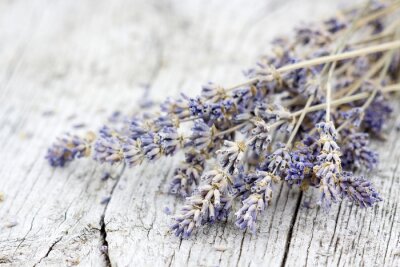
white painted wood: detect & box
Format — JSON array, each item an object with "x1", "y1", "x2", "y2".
[{"x1": 0, "y1": 0, "x2": 398, "y2": 266}]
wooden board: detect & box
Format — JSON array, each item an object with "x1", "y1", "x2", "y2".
[{"x1": 0, "y1": 0, "x2": 399, "y2": 266}]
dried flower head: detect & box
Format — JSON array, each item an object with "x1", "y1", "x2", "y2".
[
  {"x1": 235, "y1": 171, "x2": 279, "y2": 233},
  {"x1": 171, "y1": 169, "x2": 233, "y2": 238},
  {"x1": 46, "y1": 132, "x2": 95, "y2": 167},
  {"x1": 217, "y1": 140, "x2": 246, "y2": 174}
]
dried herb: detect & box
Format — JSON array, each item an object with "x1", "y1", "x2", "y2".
[{"x1": 46, "y1": 2, "x2": 400, "y2": 238}]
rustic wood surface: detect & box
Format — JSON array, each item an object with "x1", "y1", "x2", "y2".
[{"x1": 0, "y1": 0, "x2": 399, "y2": 266}]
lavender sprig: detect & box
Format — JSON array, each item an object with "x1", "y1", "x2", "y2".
[
  {"x1": 235, "y1": 171, "x2": 279, "y2": 233},
  {"x1": 46, "y1": 132, "x2": 95, "y2": 167},
  {"x1": 45, "y1": 2, "x2": 400, "y2": 238},
  {"x1": 171, "y1": 169, "x2": 234, "y2": 238}
]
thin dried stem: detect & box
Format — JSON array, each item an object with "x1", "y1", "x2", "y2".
[
  {"x1": 342, "y1": 56, "x2": 387, "y2": 97},
  {"x1": 325, "y1": 61, "x2": 336, "y2": 122},
  {"x1": 336, "y1": 55, "x2": 397, "y2": 133},
  {"x1": 286, "y1": 95, "x2": 314, "y2": 148},
  {"x1": 215, "y1": 123, "x2": 247, "y2": 137},
  {"x1": 215, "y1": 120, "x2": 285, "y2": 137},
  {"x1": 278, "y1": 40, "x2": 400, "y2": 73},
  {"x1": 226, "y1": 79, "x2": 258, "y2": 91},
  {"x1": 355, "y1": 1, "x2": 400, "y2": 28},
  {"x1": 226, "y1": 40, "x2": 400, "y2": 93},
  {"x1": 291, "y1": 84, "x2": 400, "y2": 117}
]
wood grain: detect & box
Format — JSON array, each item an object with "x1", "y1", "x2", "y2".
[{"x1": 0, "y1": 0, "x2": 398, "y2": 266}]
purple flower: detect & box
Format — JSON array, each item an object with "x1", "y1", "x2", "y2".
[
  {"x1": 255, "y1": 103, "x2": 291, "y2": 122},
  {"x1": 161, "y1": 94, "x2": 191, "y2": 119},
  {"x1": 130, "y1": 118, "x2": 153, "y2": 139},
  {"x1": 169, "y1": 151, "x2": 205, "y2": 197},
  {"x1": 99, "y1": 125, "x2": 119, "y2": 138},
  {"x1": 307, "y1": 109, "x2": 326, "y2": 125},
  {"x1": 154, "y1": 116, "x2": 175, "y2": 129},
  {"x1": 245, "y1": 119, "x2": 271, "y2": 155},
  {"x1": 201, "y1": 82, "x2": 226, "y2": 102},
  {"x1": 295, "y1": 26, "x2": 330, "y2": 46},
  {"x1": 363, "y1": 94, "x2": 392, "y2": 135},
  {"x1": 188, "y1": 98, "x2": 231, "y2": 124},
  {"x1": 341, "y1": 132, "x2": 378, "y2": 170},
  {"x1": 264, "y1": 143, "x2": 291, "y2": 175},
  {"x1": 339, "y1": 107, "x2": 363, "y2": 128},
  {"x1": 122, "y1": 139, "x2": 144, "y2": 167},
  {"x1": 313, "y1": 122, "x2": 342, "y2": 210},
  {"x1": 217, "y1": 140, "x2": 246, "y2": 174},
  {"x1": 235, "y1": 171, "x2": 278, "y2": 233},
  {"x1": 140, "y1": 132, "x2": 163, "y2": 161},
  {"x1": 324, "y1": 18, "x2": 346, "y2": 33},
  {"x1": 46, "y1": 132, "x2": 94, "y2": 167},
  {"x1": 286, "y1": 146, "x2": 314, "y2": 185},
  {"x1": 93, "y1": 136, "x2": 124, "y2": 164},
  {"x1": 187, "y1": 121, "x2": 215, "y2": 151},
  {"x1": 171, "y1": 169, "x2": 234, "y2": 238},
  {"x1": 281, "y1": 63, "x2": 316, "y2": 97},
  {"x1": 159, "y1": 127, "x2": 182, "y2": 156},
  {"x1": 188, "y1": 97, "x2": 206, "y2": 118},
  {"x1": 316, "y1": 121, "x2": 338, "y2": 139},
  {"x1": 45, "y1": 4, "x2": 392, "y2": 239},
  {"x1": 232, "y1": 87, "x2": 255, "y2": 111},
  {"x1": 338, "y1": 172, "x2": 382, "y2": 207}
]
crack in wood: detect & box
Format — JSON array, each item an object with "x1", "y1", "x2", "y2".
[
  {"x1": 11, "y1": 208, "x2": 41, "y2": 259},
  {"x1": 235, "y1": 232, "x2": 246, "y2": 267},
  {"x1": 304, "y1": 215, "x2": 316, "y2": 267},
  {"x1": 168, "y1": 251, "x2": 175, "y2": 267},
  {"x1": 33, "y1": 236, "x2": 63, "y2": 267},
  {"x1": 100, "y1": 164, "x2": 126, "y2": 267},
  {"x1": 280, "y1": 191, "x2": 303, "y2": 267}
]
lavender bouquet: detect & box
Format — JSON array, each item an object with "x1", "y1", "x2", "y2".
[{"x1": 46, "y1": 2, "x2": 400, "y2": 238}]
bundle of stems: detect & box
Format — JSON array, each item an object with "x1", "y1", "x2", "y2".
[{"x1": 46, "y1": 1, "x2": 400, "y2": 238}]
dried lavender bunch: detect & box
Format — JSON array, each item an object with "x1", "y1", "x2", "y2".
[{"x1": 46, "y1": 2, "x2": 400, "y2": 238}]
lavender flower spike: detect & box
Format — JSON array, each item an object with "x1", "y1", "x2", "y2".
[
  {"x1": 123, "y1": 139, "x2": 144, "y2": 167},
  {"x1": 169, "y1": 151, "x2": 205, "y2": 197},
  {"x1": 338, "y1": 172, "x2": 382, "y2": 207},
  {"x1": 159, "y1": 127, "x2": 183, "y2": 156},
  {"x1": 140, "y1": 132, "x2": 163, "y2": 161},
  {"x1": 217, "y1": 140, "x2": 246, "y2": 174},
  {"x1": 188, "y1": 121, "x2": 215, "y2": 151},
  {"x1": 246, "y1": 119, "x2": 272, "y2": 155},
  {"x1": 235, "y1": 171, "x2": 278, "y2": 233},
  {"x1": 265, "y1": 143, "x2": 291, "y2": 176},
  {"x1": 201, "y1": 82, "x2": 227, "y2": 102},
  {"x1": 341, "y1": 132, "x2": 378, "y2": 170},
  {"x1": 93, "y1": 136, "x2": 124, "y2": 164},
  {"x1": 171, "y1": 169, "x2": 233, "y2": 238},
  {"x1": 46, "y1": 132, "x2": 95, "y2": 167},
  {"x1": 313, "y1": 122, "x2": 342, "y2": 210}
]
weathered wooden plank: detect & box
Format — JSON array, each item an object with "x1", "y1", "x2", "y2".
[
  {"x1": 0, "y1": 0, "x2": 154, "y2": 265},
  {"x1": 0, "y1": 0, "x2": 123, "y2": 265},
  {"x1": 2, "y1": 0, "x2": 399, "y2": 267}
]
